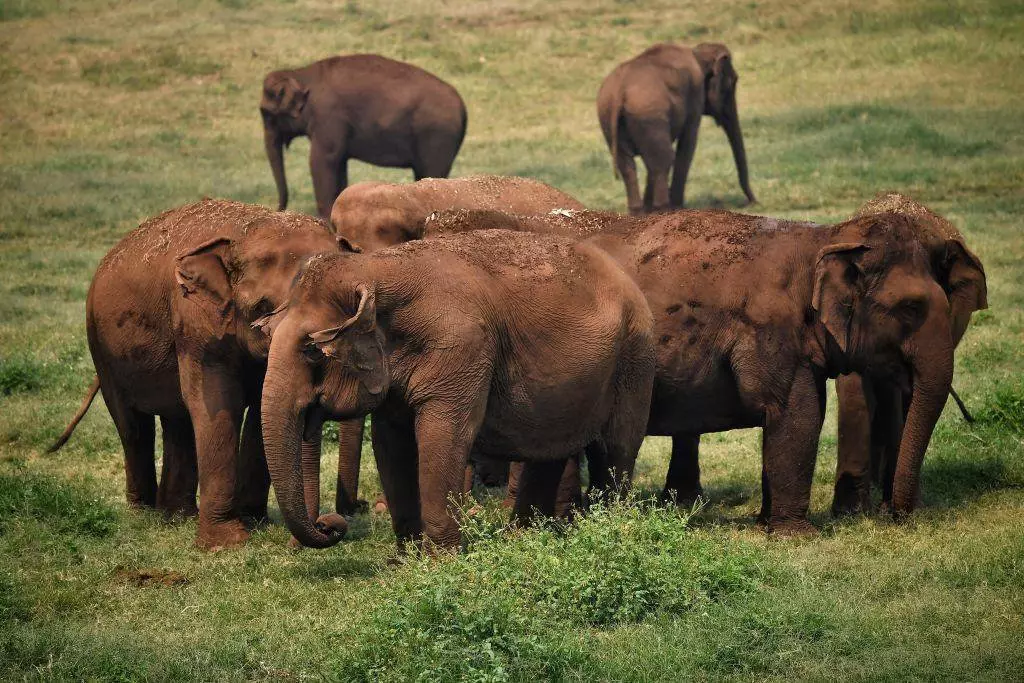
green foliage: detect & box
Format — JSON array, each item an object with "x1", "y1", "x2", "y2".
[
  {"x1": 0, "y1": 472, "x2": 117, "y2": 537},
  {"x1": 979, "y1": 383, "x2": 1024, "y2": 434},
  {"x1": 0, "y1": 355, "x2": 48, "y2": 396}
]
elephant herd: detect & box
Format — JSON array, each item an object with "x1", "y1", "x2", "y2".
[{"x1": 50, "y1": 47, "x2": 987, "y2": 554}]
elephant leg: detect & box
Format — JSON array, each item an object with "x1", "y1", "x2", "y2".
[
  {"x1": 335, "y1": 417, "x2": 366, "y2": 515},
  {"x1": 630, "y1": 119, "x2": 674, "y2": 212},
  {"x1": 552, "y1": 454, "x2": 582, "y2": 519},
  {"x1": 102, "y1": 387, "x2": 157, "y2": 509},
  {"x1": 503, "y1": 461, "x2": 522, "y2": 509},
  {"x1": 179, "y1": 359, "x2": 249, "y2": 550},
  {"x1": 413, "y1": 136, "x2": 458, "y2": 180},
  {"x1": 512, "y1": 458, "x2": 570, "y2": 526},
  {"x1": 236, "y1": 404, "x2": 271, "y2": 525},
  {"x1": 414, "y1": 406, "x2": 484, "y2": 549},
  {"x1": 669, "y1": 115, "x2": 701, "y2": 208},
  {"x1": 157, "y1": 415, "x2": 198, "y2": 518},
  {"x1": 875, "y1": 385, "x2": 906, "y2": 512},
  {"x1": 761, "y1": 366, "x2": 825, "y2": 535},
  {"x1": 584, "y1": 441, "x2": 612, "y2": 504},
  {"x1": 662, "y1": 432, "x2": 703, "y2": 506},
  {"x1": 310, "y1": 141, "x2": 347, "y2": 219},
  {"x1": 371, "y1": 411, "x2": 422, "y2": 549},
  {"x1": 833, "y1": 374, "x2": 876, "y2": 516},
  {"x1": 615, "y1": 150, "x2": 643, "y2": 215}
]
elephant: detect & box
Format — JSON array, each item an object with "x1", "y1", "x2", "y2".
[
  {"x1": 330, "y1": 175, "x2": 585, "y2": 251},
  {"x1": 831, "y1": 193, "x2": 987, "y2": 515},
  {"x1": 260, "y1": 54, "x2": 467, "y2": 219},
  {"x1": 597, "y1": 43, "x2": 755, "y2": 214},
  {"x1": 257, "y1": 229, "x2": 656, "y2": 549},
  {"x1": 49, "y1": 199, "x2": 344, "y2": 549},
  {"x1": 423, "y1": 207, "x2": 955, "y2": 532},
  {"x1": 325, "y1": 174, "x2": 585, "y2": 514}
]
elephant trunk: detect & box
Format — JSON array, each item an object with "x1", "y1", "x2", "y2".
[
  {"x1": 890, "y1": 303, "x2": 954, "y2": 516},
  {"x1": 264, "y1": 126, "x2": 288, "y2": 211},
  {"x1": 261, "y1": 349, "x2": 340, "y2": 549},
  {"x1": 721, "y1": 97, "x2": 756, "y2": 205},
  {"x1": 301, "y1": 410, "x2": 323, "y2": 523}
]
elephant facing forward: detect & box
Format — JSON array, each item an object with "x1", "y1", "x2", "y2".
[
  {"x1": 597, "y1": 43, "x2": 755, "y2": 214},
  {"x1": 50, "y1": 199, "x2": 344, "y2": 549},
  {"x1": 257, "y1": 230, "x2": 656, "y2": 550},
  {"x1": 261, "y1": 54, "x2": 467, "y2": 219}
]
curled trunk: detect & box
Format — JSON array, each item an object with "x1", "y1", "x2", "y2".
[
  {"x1": 721, "y1": 98, "x2": 755, "y2": 205},
  {"x1": 890, "y1": 309, "x2": 954, "y2": 515},
  {"x1": 261, "y1": 355, "x2": 340, "y2": 548},
  {"x1": 264, "y1": 126, "x2": 288, "y2": 211}
]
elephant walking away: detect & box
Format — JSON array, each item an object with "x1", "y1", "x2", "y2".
[
  {"x1": 325, "y1": 174, "x2": 585, "y2": 514},
  {"x1": 426, "y1": 207, "x2": 956, "y2": 532},
  {"x1": 49, "y1": 199, "x2": 344, "y2": 549},
  {"x1": 597, "y1": 43, "x2": 755, "y2": 214},
  {"x1": 261, "y1": 54, "x2": 467, "y2": 219},
  {"x1": 257, "y1": 230, "x2": 656, "y2": 550}
]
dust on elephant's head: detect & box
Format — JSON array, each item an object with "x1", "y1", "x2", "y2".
[
  {"x1": 812, "y1": 213, "x2": 954, "y2": 392},
  {"x1": 173, "y1": 218, "x2": 349, "y2": 359}
]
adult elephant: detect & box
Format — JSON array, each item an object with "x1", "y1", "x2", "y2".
[
  {"x1": 597, "y1": 43, "x2": 755, "y2": 214},
  {"x1": 257, "y1": 230, "x2": 655, "y2": 549},
  {"x1": 325, "y1": 174, "x2": 585, "y2": 514},
  {"x1": 260, "y1": 54, "x2": 467, "y2": 219},
  {"x1": 831, "y1": 193, "x2": 987, "y2": 515},
  {"x1": 49, "y1": 199, "x2": 345, "y2": 549},
  {"x1": 425, "y1": 208, "x2": 955, "y2": 531}
]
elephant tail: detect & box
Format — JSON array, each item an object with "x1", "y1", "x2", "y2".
[
  {"x1": 47, "y1": 376, "x2": 100, "y2": 453},
  {"x1": 608, "y1": 93, "x2": 623, "y2": 180}
]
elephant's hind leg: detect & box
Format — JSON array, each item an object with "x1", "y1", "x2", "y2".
[
  {"x1": 157, "y1": 415, "x2": 198, "y2": 518},
  {"x1": 629, "y1": 118, "x2": 674, "y2": 212},
  {"x1": 662, "y1": 432, "x2": 703, "y2": 506},
  {"x1": 103, "y1": 389, "x2": 157, "y2": 509}
]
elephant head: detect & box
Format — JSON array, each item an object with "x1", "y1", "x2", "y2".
[
  {"x1": 693, "y1": 43, "x2": 756, "y2": 204},
  {"x1": 260, "y1": 72, "x2": 311, "y2": 211},
  {"x1": 260, "y1": 255, "x2": 390, "y2": 547},
  {"x1": 329, "y1": 182, "x2": 429, "y2": 253},
  {"x1": 854, "y1": 192, "x2": 988, "y2": 348},
  {"x1": 173, "y1": 216, "x2": 341, "y2": 359},
  {"x1": 813, "y1": 213, "x2": 955, "y2": 514}
]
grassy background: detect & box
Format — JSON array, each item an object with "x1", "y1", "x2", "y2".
[{"x1": 1, "y1": 0, "x2": 1022, "y2": 679}]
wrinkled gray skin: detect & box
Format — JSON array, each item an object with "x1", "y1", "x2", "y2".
[
  {"x1": 261, "y1": 54, "x2": 467, "y2": 219},
  {"x1": 259, "y1": 230, "x2": 656, "y2": 549},
  {"x1": 597, "y1": 43, "x2": 755, "y2": 214}
]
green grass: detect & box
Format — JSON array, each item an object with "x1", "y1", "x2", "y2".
[{"x1": 1, "y1": 0, "x2": 1022, "y2": 679}]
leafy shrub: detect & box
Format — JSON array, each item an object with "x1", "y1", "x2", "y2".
[
  {"x1": 978, "y1": 384, "x2": 1024, "y2": 435},
  {"x1": 339, "y1": 498, "x2": 774, "y2": 681},
  {"x1": 0, "y1": 472, "x2": 116, "y2": 538}
]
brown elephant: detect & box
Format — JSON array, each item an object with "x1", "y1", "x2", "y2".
[
  {"x1": 597, "y1": 43, "x2": 755, "y2": 214},
  {"x1": 831, "y1": 193, "x2": 987, "y2": 515},
  {"x1": 325, "y1": 175, "x2": 585, "y2": 515},
  {"x1": 257, "y1": 230, "x2": 656, "y2": 549},
  {"x1": 49, "y1": 199, "x2": 344, "y2": 549},
  {"x1": 425, "y1": 208, "x2": 954, "y2": 532},
  {"x1": 261, "y1": 54, "x2": 467, "y2": 219}
]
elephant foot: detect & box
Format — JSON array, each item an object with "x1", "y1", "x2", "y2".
[
  {"x1": 372, "y1": 495, "x2": 388, "y2": 515},
  {"x1": 831, "y1": 495, "x2": 870, "y2": 518},
  {"x1": 195, "y1": 519, "x2": 250, "y2": 551},
  {"x1": 337, "y1": 499, "x2": 370, "y2": 516},
  {"x1": 126, "y1": 496, "x2": 157, "y2": 511},
  {"x1": 765, "y1": 517, "x2": 818, "y2": 537}
]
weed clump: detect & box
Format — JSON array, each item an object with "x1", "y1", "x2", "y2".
[
  {"x1": 340, "y1": 498, "x2": 775, "y2": 681},
  {"x1": 0, "y1": 356, "x2": 49, "y2": 396},
  {"x1": 978, "y1": 384, "x2": 1024, "y2": 434}
]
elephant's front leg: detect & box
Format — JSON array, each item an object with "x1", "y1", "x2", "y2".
[
  {"x1": 760, "y1": 365, "x2": 825, "y2": 535},
  {"x1": 179, "y1": 357, "x2": 249, "y2": 550},
  {"x1": 833, "y1": 373, "x2": 876, "y2": 516},
  {"x1": 371, "y1": 411, "x2": 422, "y2": 551},
  {"x1": 335, "y1": 417, "x2": 366, "y2": 515},
  {"x1": 309, "y1": 139, "x2": 347, "y2": 219},
  {"x1": 414, "y1": 405, "x2": 483, "y2": 550}
]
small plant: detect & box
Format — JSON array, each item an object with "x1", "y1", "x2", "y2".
[
  {"x1": 0, "y1": 355, "x2": 47, "y2": 396},
  {"x1": 978, "y1": 384, "x2": 1024, "y2": 435}
]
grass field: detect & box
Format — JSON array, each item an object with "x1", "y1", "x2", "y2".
[{"x1": 1, "y1": 0, "x2": 1023, "y2": 679}]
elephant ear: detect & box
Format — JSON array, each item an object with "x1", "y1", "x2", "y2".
[
  {"x1": 308, "y1": 285, "x2": 388, "y2": 396},
  {"x1": 811, "y1": 242, "x2": 871, "y2": 354},
  {"x1": 175, "y1": 237, "x2": 236, "y2": 337},
  {"x1": 942, "y1": 240, "x2": 988, "y2": 312},
  {"x1": 264, "y1": 74, "x2": 309, "y2": 118}
]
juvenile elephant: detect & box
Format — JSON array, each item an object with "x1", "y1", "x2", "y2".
[
  {"x1": 831, "y1": 193, "x2": 987, "y2": 515},
  {"x1": 261, "y1": 54, "x2": 467, "y2": 219},
  {"x1": 257, "y1": 230, "x2": 656, "y2": 549},
  {"x1": 50, "y1": 199, "x2": 343, "y2": 549},
  {"x1": 326, "y1": 174, "x2": 585, "y2": 514},
  {"x1": 597, "y1": 43, "x2": 755, "y2": 214},
  {"x1": 427, "y1": 208, "x2": 954, "y2": 532}
]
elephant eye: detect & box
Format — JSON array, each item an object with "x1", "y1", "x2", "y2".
[
  {"x1": 894, "y1": 298, "x2": 927, "y2": 325},
  {"x1": 302, "y1": 340, "x2": 326, "y2": 364},
  {"x1": 252, "y1": 298, "x2": 274, "y2": 318}
]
